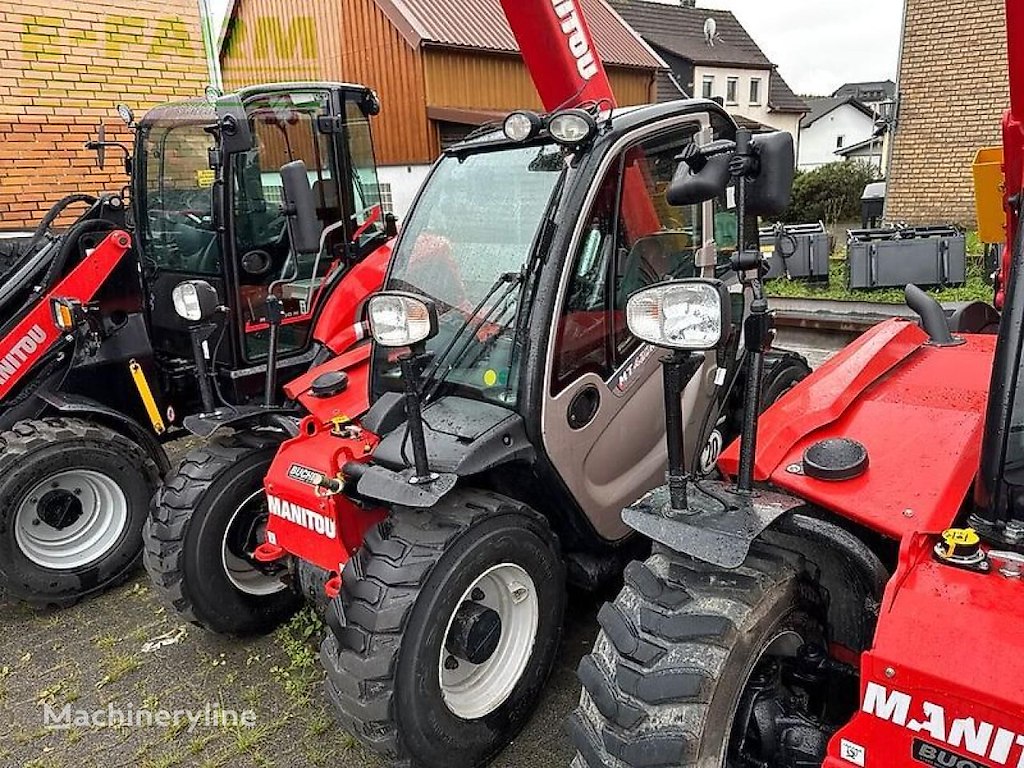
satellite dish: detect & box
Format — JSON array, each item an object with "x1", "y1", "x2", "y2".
[{"x1": 704, "y1": 17, "x2": 718, "y2": 46}]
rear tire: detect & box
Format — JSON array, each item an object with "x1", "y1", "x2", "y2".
[
  {"x1": 569, "y1": 539, "x2": 824, "y2": 768},
  {"x1": 321, "y1": 489, "x2": 566, "y2": 768},
  {"x1": 0, "y1": 418, "x2": 159, "y2": 606},
  {"x1": 143, "y1": 431, "x2": 301, "y2": 635}
]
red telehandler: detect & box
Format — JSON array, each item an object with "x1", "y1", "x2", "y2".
[
  {"x1": 571, "y1": 3, "x2": 1024, "y2": 767},
  {"x1": 146, "y1": 2, "x2": 809, "y2": 766},
  {"x1": 0, "y1": 82, "x2": 392, "y2": 605}
]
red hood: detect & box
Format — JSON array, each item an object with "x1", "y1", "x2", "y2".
[{"x1": 720, "y1": 319, "x2": 996, "y2": 539}]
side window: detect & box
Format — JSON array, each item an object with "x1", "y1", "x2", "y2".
[{"x1": 553, "y1": 123, "x2": 705, "y2": 394}]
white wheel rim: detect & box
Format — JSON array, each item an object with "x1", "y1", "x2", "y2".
[
  {"x1": 221, "y1": 490, "x2": 288, "y2": 596},
  {"x1": 14, "y1": 469, "x2": 129, "y2": 570},
  {"x1": 439, "y1": 563, "x2": 539, "y2": 720}
]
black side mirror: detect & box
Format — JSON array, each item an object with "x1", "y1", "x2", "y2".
[
  {"x1": 746, "y1": 132, "x2": 795, "y2": 217},
  {"x1": 667, "y1": 140, "x2": 734, "y2": 206},
  {"x1": 280, "y1": 160, "x2": 323, "y2": 255},
  {"x1": 214, "y1": 95, "x2": 254, "y2": 155}
]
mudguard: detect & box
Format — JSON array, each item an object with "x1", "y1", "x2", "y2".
[
  {"x1": 720, "y1": 318, "x2": 996, "y2": 538},
  {"x1": 36, "y1": 390, "x2": 170, "y2": 474}
]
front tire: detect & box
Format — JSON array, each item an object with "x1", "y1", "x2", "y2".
[
  {"x1": 570, "y1": 539, "x2": 826, "y2": 768},
  {"x1": 143, "y1": 431, "x2": 301, "y2": 635},
  {"x1": 0, "y1": 418, "x2": 159, "y2": 606},
  {"x1": 321, "y1": 489, "x2": 566, "y2": 768}
]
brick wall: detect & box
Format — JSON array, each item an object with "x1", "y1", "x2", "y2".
[
  {"x1": 0, "y1": 2, "x2": 209, "y2": 229},
  {"x1": 886, "y1": 0, "x2": 1008, "y2": 226}
]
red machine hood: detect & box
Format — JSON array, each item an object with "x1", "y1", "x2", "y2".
[{"x1": 720, "y1": 319, "x2": 996, "y2": 538}]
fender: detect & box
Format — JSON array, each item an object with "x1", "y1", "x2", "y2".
[{"x1": 36, "y1": 390, "x2": 170, "y2": 475}]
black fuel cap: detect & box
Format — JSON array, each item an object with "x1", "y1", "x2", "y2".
[
  {"x1": 311, "y1": 371, "x2": 349, "y2": 399},
  {"x1": 802, "y1": 438, "x2": 869, "y2": 481}
]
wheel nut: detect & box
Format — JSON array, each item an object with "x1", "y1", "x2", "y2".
[
  {"x1": 471, "y1": 588, "x2": 485, "y2": 602},
  {"x1": 444, "y1": 655, "x2": 460, "y2": 671},
  {"x1": 31, "y1": 519, "x2": 41, "y2": 526}
]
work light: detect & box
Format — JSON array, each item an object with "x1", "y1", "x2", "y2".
[
  {"x1": 626, "y1": 280, "x2": 730, "y2": 350},
  {"x1": 503, "y1": 111, "x2": 541, "y2": 142},
  {"x1": 367, "y1": 292, "x2": 439, "y2": 348},
  {"x1": 171, "y1": 280, "x2": 219, "y2": 323},
  {"x1": 548, "y1": 110, "x2": 597, "y2": 146}
]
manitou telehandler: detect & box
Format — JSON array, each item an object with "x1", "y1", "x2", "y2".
[
  {"x1": 0, "y1": 82, "x2": 391, "y2": 606},
  {"x1": 571, "y1": 3, "x2": 1024, "y2": 766},
  {"x1": 146, "y1": 3, "x2": 809, "y2": 766}
]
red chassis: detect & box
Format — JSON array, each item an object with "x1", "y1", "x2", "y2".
[{"x1": 718, "y1": 319, "x2": 1024, "y2": 767}]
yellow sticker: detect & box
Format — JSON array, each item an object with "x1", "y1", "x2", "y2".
[
  {"x1": 196, "y1": 169, "x2": 215, "y2": 188},
  {"x1": 760, "y1": 245, "x2": 775, "y2": 254},
  {"x1": 483, "y1": 369, "x2": 498, "y2": 387}
]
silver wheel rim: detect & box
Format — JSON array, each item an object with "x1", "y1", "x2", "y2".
[
  {"x1": 221, "y1": 490, "x2": 288, "y2": 596},
  {"x1": 439, "y1": 563, "x2": 540, "y2": 720},
  {"x1": 14, "y1": 469, "x2": 129, "y2": 570}
]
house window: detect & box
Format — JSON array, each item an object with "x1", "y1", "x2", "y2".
[
  {"x1": 836, "y1": 135, "x2": 845, "y2": 149},
  {"x1": 702, "y1": 76, "x2": 714, "y2": 100},
  {"x1": 377, "y1": 182, "x2": 394, "y2": 215},
  {"x1": 726, "y1": 77, "x2": 739, "y2": 105},
  {"x1": 749, "y1": 78, "x2": 761, "y2": 105}
]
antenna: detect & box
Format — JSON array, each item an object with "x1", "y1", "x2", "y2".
[{"x1": 703, "y1": 17, "x2": 717, "y2": 47}]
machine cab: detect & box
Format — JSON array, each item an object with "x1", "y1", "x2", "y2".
[{"x1": 133, "y1": 82, "x2": 388, "y2": 406}]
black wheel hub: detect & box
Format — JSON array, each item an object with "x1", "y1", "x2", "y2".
[
  {"x1": 446, "y1": 600, "x2": 502, "y2": 665},
  {"x1": 728, "y1": 645, "x2": 842, "y2": 768},
  {"x1": 226, "y1": 503, "x2": 284, "y2": 576},
  {"x1": 36, "y1": 489, "x2": 84, "y2": 530}
]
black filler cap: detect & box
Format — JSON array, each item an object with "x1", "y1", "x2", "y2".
[
  {"x1": 802, "y1": 438, "x2": 869, "y2": 481},
  {"x1": 311, "y1": 371, "x2": 349, "y2": 399}
]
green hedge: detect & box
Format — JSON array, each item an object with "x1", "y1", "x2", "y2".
[{"x1": 777, "y1": 162, "x2": 881, "y2": 226}]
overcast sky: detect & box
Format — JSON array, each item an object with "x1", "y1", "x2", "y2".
[
  {"x1": 699, "y1": 0, "x2": 904, "y2": 95},
  {"x1": 207, "y1": 0, "x2": 904, "y2": 97}
]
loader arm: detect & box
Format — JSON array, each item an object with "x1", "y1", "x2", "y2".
[
  {"x1": 0, "y1": 230, "x2": 132, "y2": 402},
  {"x1": 999, "y1": 0, "x2": 1024, "y2": 304}
]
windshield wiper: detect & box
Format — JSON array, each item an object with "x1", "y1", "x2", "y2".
[{"x1": 420, "y1": 270, "x2": 524, "y2": 403}]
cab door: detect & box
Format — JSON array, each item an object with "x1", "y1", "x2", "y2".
[{"x1": 541, "y1": 117, "x2": 722, "y2": 541}]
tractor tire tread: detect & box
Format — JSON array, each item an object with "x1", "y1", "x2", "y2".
[
  {"x1": 320, "y1": 488, "x2": 554, "y2": 762},
  {"x1": 142, "y1": 431, "x2": 283, "y2": 629}
]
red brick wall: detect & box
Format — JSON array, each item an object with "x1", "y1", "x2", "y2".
[
  {"x1": 886, "y1": 0, "x2": 1008, "y2": 226},
  {"x1": 0, "y1": 2, "x2": 209, "y2": 229}
]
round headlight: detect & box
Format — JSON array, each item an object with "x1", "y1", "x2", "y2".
[
  {"x1": 503, "y1": 111, "x2": 541, "y2": 142},
  {"x1": 171, "y1": 280, "x2": 218, "y2": 323},
  {"x1": 548, "y1": 110, "x2": 597, "y2": 146},
  {"x1": 626, "y1": 280, "x2": 730, "y2": 350},
  {"x1": 367, "y1": 292, "x2": 439, "y2": 348}
]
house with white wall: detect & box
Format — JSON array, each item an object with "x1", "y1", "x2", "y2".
[
  {"x1": 609, "y1": 0, "x2": 808, "y2": 145},
  {"x1": 798, "y1": 97, "x2": 878, "y2": 171}
]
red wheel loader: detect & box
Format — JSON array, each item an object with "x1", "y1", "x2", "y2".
[
  {"x1": 147, "y1": 3, "x2": 809, "y2": 766},
  {"x1": 570, "y1": 4, "x2": 1024, "y2": 766},
  {"x1": 0, "y1": 82, "x2": 392, "y2": 606}
]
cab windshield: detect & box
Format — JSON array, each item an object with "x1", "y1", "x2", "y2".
[{"x1": 378, "y1": 141, "x2": 566, "y2": 405}]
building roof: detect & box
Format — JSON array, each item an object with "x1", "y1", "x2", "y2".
[
  {"x1": 768, "y1": 70, "x2": 807, "y2": 114},
  {"x1": 609, "y1": 1, "x2": 771, "y2": 69},
  {"x1": 831, "y1": 80, "x2": 896, "y2": 100},
  {"x1": 800, "y1": 96, "x2": 876, "y2": 129},
  {"x1": 371, "y1": 0, "x2": 664, "y2": 69},
  {"x1": 835, "y1": 135, "x2": 885, "y2": 156}
]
